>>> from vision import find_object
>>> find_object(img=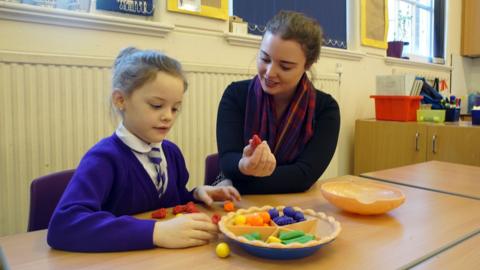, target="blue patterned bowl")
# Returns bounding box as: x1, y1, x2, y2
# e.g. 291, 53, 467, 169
219, 206, 341, 260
